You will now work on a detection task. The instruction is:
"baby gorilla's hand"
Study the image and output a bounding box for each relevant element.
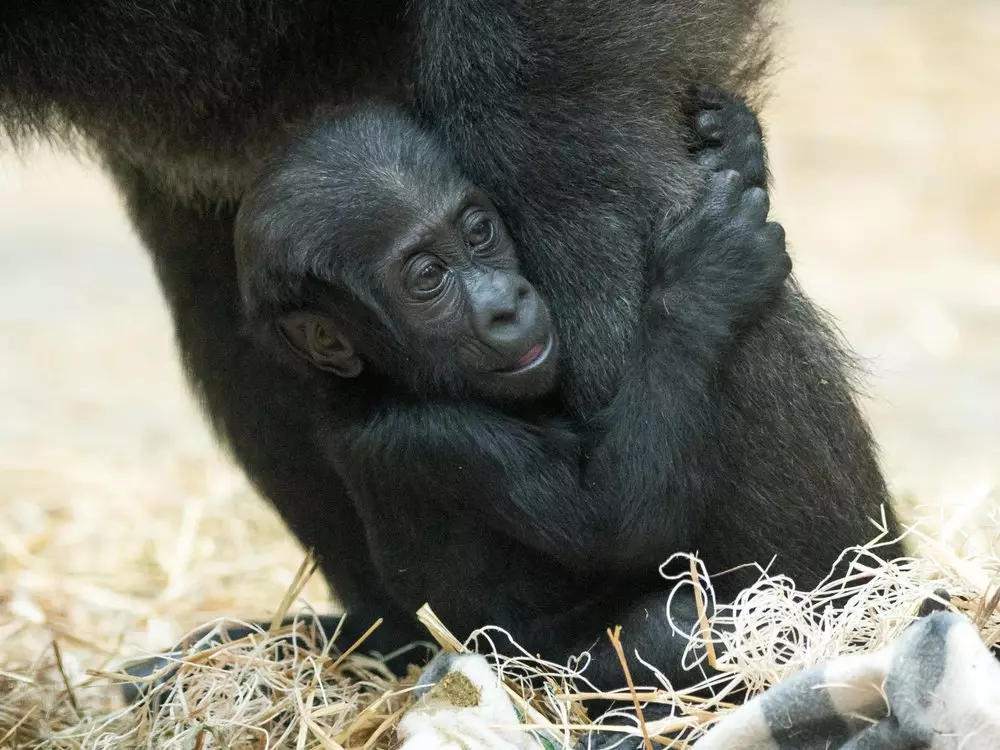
[688,85,767,188]
[649,169,789,328]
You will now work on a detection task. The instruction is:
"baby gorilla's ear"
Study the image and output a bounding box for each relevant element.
[276,311,363,378]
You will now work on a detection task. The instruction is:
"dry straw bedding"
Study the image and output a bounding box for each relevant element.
[1,523,998,749]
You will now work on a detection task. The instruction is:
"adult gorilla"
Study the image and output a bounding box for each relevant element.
[0,0,894,682]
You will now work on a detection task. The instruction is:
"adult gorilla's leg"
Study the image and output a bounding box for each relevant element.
[566,591,720,750]
[102,157,425,677]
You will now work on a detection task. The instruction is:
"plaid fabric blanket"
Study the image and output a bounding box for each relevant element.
[399,612,1000,750]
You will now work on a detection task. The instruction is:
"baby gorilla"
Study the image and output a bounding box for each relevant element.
[233,98,788,693]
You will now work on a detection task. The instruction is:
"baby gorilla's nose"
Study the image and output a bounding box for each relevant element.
[490,308,517,326]
[471,272,538,354]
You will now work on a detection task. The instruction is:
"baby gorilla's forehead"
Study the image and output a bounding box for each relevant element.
[374,183,477,254]
[378,166,472,220]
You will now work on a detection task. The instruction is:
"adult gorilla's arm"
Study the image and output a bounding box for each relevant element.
[341,170,788,574]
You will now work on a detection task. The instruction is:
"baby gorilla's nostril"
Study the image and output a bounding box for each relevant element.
[492,310,517,325]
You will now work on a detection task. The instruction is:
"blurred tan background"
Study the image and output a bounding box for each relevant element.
[1,0,998,660]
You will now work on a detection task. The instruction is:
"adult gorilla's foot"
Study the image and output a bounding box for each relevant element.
[119,613,433,704]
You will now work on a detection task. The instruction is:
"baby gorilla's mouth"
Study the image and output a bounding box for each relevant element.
[496,335,553,375]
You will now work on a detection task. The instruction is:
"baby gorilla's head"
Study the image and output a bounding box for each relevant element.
[235,104,558,403]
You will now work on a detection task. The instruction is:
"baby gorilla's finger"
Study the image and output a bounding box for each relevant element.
[697,150,724,171]
[739,185,769,223]
[762,222,789,261]
[695,111,724,142]
[754,223,791,293]
[739,135,767,187]
[709,170,745,211]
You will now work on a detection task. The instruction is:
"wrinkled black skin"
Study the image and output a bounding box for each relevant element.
[1,0,899,722]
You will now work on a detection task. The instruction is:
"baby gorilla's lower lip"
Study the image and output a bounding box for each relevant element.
[495,336,552,375]
[515,343,545,368]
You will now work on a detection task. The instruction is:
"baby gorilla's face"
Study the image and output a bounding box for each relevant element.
[385,194,558,402]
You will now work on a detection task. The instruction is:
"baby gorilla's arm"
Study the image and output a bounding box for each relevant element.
[342,92,790,573]
[567,91,788,569]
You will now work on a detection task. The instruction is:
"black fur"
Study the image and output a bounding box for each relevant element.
[2,0,899,717]
[236,98,790,567]
[414,0,897,588]
[233,98,791,698]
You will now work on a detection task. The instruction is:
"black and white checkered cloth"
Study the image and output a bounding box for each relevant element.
[694,611,1000,750]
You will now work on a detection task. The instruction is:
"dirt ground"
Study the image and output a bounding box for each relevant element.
[1,0,998,663]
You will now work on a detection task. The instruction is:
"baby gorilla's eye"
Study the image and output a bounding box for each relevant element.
[464,211,496,249]
[406,257,447,297]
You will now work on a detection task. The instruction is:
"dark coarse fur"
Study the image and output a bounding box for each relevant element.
[2,0,899,709]
[0,2,413,201]
[232,98,796,707]
[413,0,897,585]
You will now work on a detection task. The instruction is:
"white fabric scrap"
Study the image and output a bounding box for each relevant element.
[397,654,549,750]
